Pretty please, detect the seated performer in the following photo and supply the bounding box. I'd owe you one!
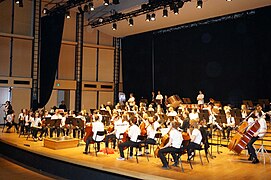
[5,110,18,133]
[83,115,105,154]
[158,121,183,169]
[104,111,120,150]
[138,116,157,155]
[247,109,267,164]
[222,112,235,139]
[50,109,63,138]
[186,121,203,161]
[31,112,42,141]
[116,117,140,160]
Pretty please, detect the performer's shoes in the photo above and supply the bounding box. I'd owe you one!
[188,152,195,161]
[248,156,253,161]
[172,162,179,167]
[83,151,89,155]
[161,166,170,170]
[252,158,260,164]
[116,157,125,161]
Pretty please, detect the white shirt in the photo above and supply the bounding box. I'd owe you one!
[6,114,14,123]
[31,117,42,128]
[226,117,235,127]
[128,97,135,106]
[24,115,31,126]
[115,119,129,139]
[257,117,267,138]
[128,124,140,142]
[92,120,105,141]
[197,94,204,105]
[167,111,177,117]
[147,125,156,139]
[191,128,202,145]
[170,129,183,149]
[189,112,199,120]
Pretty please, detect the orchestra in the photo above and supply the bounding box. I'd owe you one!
[2,91,270,168]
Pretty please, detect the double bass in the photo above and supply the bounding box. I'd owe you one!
[228,113,260,154]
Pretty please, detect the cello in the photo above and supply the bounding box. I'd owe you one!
[83,123,93,143]
[228,112,260,154]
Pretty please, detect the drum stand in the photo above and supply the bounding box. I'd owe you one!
[256,138,271,164]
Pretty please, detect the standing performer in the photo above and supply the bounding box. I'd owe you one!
[197,91,204,109]
[158,121,183,169]
[247,109,267,164]
[155,91,163,105]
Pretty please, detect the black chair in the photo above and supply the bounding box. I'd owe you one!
[135,135,149,163]
[93,130,106,156]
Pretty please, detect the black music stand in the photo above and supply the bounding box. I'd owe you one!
[49,118,61,138]
[66,117,74,137]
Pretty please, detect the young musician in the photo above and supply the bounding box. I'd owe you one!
[5,110,17,133]
[31,112,42,141]
[104,112,120,150]
[247,109,267,164]
[197,91,204,109]
[158,121,183,169]
[186,121,203,160]
[128,93,136,109]
[116,117,140,160]
[138,116,157,155]
[50,109,63,138]
[155,91,163,105]
[222,112,235,139]
[83,115,105,154]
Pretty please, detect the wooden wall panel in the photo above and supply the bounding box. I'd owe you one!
[62,11,76,42]
[99,31,113,46]
[12,39,32,77]
[84,26,97,44]
[69,90,75,111]
[98,49,114,82]
[82,47,96,81]
[0,37,10,76]
[99,91,114,105]
[0,0,11,33]
[82,91,97,111]
[12,88,31,118]
[14,0,32,36]
[58,44,75,80]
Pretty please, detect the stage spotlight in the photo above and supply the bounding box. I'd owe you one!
[162,8,168,17]
[113,0,120,4]
[151,13,156,21]
[89,2,94,11]
[226,0,232,1]
[146,14,151,22]
[15,0,23,7]
[128,18,134,27]
[197,0,203,9]
[43,7,48,14]
[104,0,109,6]
[66,11,71,19]
[112,23,117,30]
[173,5,179,15]
[98,18,103,23]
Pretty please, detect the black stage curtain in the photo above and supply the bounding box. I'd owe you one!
[122,6,271,106]
[39,13,65,108]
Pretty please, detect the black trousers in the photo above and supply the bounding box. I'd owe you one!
[222,126,233,139]
[139,138,156,151]
[32,127,41,138]
[118,140,138,158]
[105,134,116,148]
[247,136,259,159]
[84,136,101,152]
[186,142,201,156]
[158,147,182,167]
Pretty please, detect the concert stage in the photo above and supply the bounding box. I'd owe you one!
[0,131,271,180]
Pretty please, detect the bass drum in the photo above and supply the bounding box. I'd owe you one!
[167,95,182,108]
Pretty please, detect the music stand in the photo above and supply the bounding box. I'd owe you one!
[66,117,74,137]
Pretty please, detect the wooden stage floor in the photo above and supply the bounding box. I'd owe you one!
[0,131,271,180]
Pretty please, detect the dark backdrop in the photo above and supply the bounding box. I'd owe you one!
[122,6,271,106]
